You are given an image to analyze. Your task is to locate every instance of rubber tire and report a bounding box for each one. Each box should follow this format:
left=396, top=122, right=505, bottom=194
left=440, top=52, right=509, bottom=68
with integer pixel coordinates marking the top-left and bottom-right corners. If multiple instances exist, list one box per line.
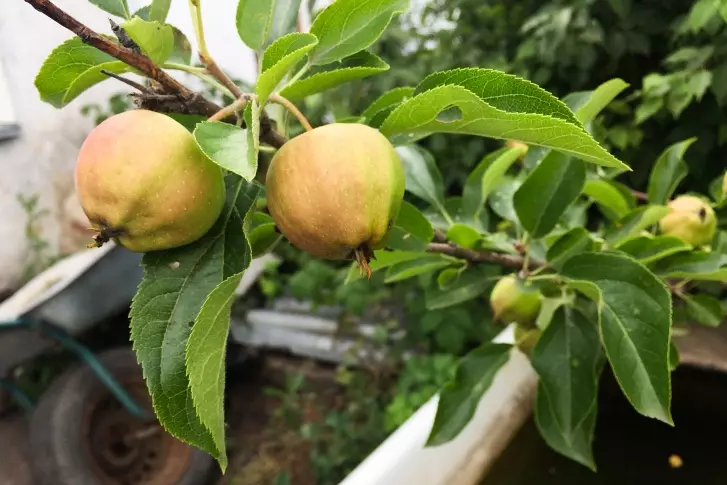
left=28, top=347, right=213, bottom=485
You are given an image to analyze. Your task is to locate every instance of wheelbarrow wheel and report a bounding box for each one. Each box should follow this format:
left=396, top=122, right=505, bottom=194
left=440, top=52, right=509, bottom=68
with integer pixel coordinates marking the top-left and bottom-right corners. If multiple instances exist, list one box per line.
left=28, top=347, right=213, bottom=485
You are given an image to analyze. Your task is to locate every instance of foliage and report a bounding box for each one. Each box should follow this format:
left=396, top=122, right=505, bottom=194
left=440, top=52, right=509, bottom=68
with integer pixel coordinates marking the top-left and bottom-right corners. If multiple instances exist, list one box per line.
left=32, top=0, right=727, bottom=476
left=17, top=193, right=59, bottom=283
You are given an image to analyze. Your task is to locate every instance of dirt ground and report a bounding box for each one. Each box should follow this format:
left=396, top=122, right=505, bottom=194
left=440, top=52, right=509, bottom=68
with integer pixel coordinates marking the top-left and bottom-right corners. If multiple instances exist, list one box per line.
left=0, top=352, right=341, bottom=485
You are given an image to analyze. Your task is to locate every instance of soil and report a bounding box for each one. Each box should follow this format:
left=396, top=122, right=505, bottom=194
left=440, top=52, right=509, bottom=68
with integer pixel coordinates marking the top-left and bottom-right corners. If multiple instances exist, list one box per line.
left=217, top=351, right=344, bottom=485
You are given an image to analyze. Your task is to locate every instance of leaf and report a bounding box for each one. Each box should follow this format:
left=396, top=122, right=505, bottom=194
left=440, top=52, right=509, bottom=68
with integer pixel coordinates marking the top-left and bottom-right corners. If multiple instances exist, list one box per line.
left=514, top=152, right=586, bottom=238
left=546, top=228, right=594, bottom=270
left=646, top=138, right=696, bottom=205
left=462, top=146, right=525, bottom=223
left=562, top=253, right=673, bottom=424
left=681, top=293, right=723, bottom=327
left=90, top=0, right=130, bottom=18
left=416, top=68, right=581, bottom=126
left=385, top=255, right=454, bottom=283
left=130, top=176, right=260, bottom=465
left=236, top=0, right=276, bottom=50
left=426, top=343, right=512, bottom=446
left=687, top=0, right=717, bottom=33
left=122, top=17, right=174, bottom=64
left=669, top=341, right=680, bottom=371
left=280, top=51, right=389, bottom=101
left=652, top=251, right=727, bottom=281
left=395, top=145, right=445, bottom=211
left=345, top=250, right=426, bottom=282
left=194, top=119, right=257, bottom=181
left=248, top=212, right=280, bottom=257
left=532, top=307, right=604, bottom=470
left=35, top=38, right=127, bottom=108
left=383, top=227, right=429, bottom=252
left=169, top=26, right=193, bottom=65
left=583, top=180, right=631, bottom=219
left=149, top=0, right=171, bottom=22
left=616, top=236, right=691, bottom=264
left=380, top=84, right=627, bottom=169
left=604, top=205, right=670, bottom=245
left=447, top=224, right=482, bottom=249
left=488, top=178, right=522, bottom=223
left=362, top=87, right=416, bottom=123
left=267, top=0, right=302, bottom=47
left=257, top=33, right=318, bottom=105
left=426, top=265, right=497, bottom=310
left=573, top=78, right=630, bottom=125
left=396, top=201, right=434, bottom=242
left=186, top=273, right=242, bottom=472
left=308, top=0, right=410, bottom=65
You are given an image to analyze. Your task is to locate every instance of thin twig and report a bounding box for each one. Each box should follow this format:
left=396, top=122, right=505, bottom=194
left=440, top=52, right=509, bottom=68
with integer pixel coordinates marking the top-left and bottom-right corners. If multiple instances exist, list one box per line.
left=427, top=243, right=543, bottom=270
left=188, top=0, right=243, bottom=98
left=23, top=0, right=289, bottom=149
left=269, top=94, right=313, bottom=131
left=208, top=96, right=250, bottom=122
left=632, top=190, right=648, bottom=201
left=101, top=70, right=150, bottom=93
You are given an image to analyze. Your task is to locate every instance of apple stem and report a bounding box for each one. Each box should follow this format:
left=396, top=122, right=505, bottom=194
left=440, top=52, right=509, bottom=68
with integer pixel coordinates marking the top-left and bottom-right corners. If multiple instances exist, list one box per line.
left=88, top=225, right=124, bottom=249
left=353, top=246, right=374, bottom=279
left=269, top=94, right=313, bottom=132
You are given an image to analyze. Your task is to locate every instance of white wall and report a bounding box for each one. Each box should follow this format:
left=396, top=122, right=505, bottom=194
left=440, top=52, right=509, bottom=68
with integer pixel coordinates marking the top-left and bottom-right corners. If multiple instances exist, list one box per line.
left=0, top=0, right=259, bottom=292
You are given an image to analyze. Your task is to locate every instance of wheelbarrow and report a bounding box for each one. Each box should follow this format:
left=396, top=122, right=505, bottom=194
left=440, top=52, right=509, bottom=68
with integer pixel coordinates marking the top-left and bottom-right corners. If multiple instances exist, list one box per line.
left=0, top=242, right=270, bottom=485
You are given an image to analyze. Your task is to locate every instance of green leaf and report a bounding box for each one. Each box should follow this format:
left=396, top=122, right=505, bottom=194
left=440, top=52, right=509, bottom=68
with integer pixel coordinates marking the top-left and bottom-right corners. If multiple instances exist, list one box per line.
left=380, top=83, right=627, bottom=169
left=133, top=5, right=151, bottom=20
left=652, top=251, right=727, bottom=281
left=646, top=138, right=696, bottom=205
left=169, top=26, right=193, bottom=65
left=669, top=341, right=680, bottom=371
left=149, top=0, right=171, bottom=22
left=562, top=253, right=673, bottom=424
left=396, top=201, right=434, bottom=242
left=362, top=87, right=415, bottom=124
left=308, top=0, right=410, bottom=65
left=447, top=224, right=482, bottom=249
left=130, top=176, right=260, bottom=466
left=385, top=255, right=454, bottom=283
left=514, top=152, right=586, bottom=238
left=532, top=307, right=604, bottom=470
left=426, top=265, right=497, bottom=310
left=280, top=51, right=389, bottom=101
left=193, top=103, right=259, bottom=182
left=462, top=146, right=525, bottom=224
left=90, top=0, right=130, bottom=18
left=616, top=236, right=691, bottom=264
left=416, top=68, right=580, bottom=126
left=186, top=274, right=242, bottom=473
left=687, top=0, right=717, bottom=33
left=122, top=17, right=174, bottom=64
left=583, top=180, right=631, bottom=219
left=604, top=205, right=670, bottom=245
left=257, top=33, right=318, bottom=105
left=488, top=178, right=522, bottom=223
left=395, top=145, right=445, bottom=211
left=266, top=0, right=302, bottom=47
left=573, top=78, right=630, bottom=125
left=236, top=0, right=277, bottom=50
left=546, top=228, right=595, bottom=270
left=681, top=293, right=723, bottom=327
left=35, top=38, right=127, bottom=108
left=426, top=343, right=512, bottom=446
left=248, top=212, right=280, bottom=257
left=345, top=250, right=426, bottom=282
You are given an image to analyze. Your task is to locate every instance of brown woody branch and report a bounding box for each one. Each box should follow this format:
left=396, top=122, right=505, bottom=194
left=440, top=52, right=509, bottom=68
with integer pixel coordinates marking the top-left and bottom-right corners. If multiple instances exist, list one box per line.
left=426, top=243, right=543, bottom=270
left=23, top=0, right=287, bottom=148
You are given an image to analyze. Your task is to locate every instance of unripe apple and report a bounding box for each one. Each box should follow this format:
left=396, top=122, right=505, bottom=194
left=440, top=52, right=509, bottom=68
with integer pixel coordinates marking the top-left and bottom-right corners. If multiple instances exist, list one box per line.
left=658, top=195, right=716, bottom=247
left=490, top=274, right=542, bottom=326
left=265, top=123, right=405, bottom=275
left=75, top=110, right=225, bottom=252
left=514, top=323, right=541, bottom=356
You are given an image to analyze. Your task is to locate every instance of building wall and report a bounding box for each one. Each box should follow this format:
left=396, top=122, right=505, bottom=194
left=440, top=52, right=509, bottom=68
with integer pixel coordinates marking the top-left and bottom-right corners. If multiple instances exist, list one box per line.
left=0, top=0, right=260, bottom=291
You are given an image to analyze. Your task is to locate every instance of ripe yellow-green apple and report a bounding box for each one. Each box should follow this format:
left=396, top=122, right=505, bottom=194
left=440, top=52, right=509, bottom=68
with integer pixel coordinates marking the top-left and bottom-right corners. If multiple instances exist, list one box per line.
left=490, top=274, right=542, bottom=326
left=75, top=109, right=225, bottom=252
left=658, top=195, right=716, bottom=247
left=265, top=123, right=405, bottom=276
